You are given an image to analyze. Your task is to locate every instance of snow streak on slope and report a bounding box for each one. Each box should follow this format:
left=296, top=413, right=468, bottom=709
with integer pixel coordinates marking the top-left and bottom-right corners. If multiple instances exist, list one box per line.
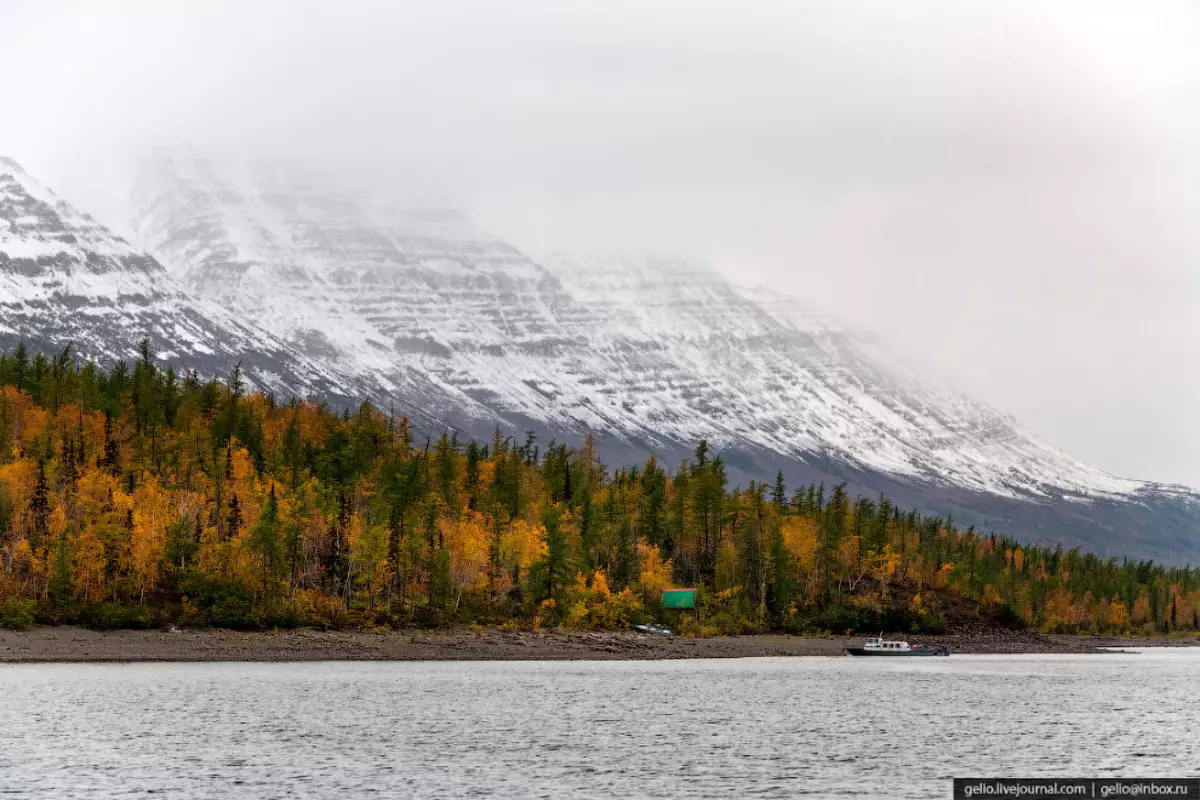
left=111, top=156, right=1161, bottom=503
left=0, top=156, right=375, bottom=403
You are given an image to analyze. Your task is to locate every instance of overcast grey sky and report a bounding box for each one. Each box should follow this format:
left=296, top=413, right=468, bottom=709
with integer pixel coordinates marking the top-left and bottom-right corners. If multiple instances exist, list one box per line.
left=2, top=1, right=1198, bottom=485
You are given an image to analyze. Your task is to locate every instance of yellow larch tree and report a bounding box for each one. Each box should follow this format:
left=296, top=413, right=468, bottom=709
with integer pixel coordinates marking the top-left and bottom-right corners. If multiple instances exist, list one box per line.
left=127, top=477, right=175, bottom=601
left=441, top=512, right=491, bottom=596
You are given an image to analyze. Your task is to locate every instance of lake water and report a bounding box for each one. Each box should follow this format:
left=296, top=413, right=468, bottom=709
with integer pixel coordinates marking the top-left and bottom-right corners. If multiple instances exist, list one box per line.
left=1, top=650, right=1197, bottom=798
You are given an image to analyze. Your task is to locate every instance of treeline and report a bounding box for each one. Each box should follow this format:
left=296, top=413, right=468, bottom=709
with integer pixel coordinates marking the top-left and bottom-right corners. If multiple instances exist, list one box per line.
left=0, top=341, right=1196, bottom=636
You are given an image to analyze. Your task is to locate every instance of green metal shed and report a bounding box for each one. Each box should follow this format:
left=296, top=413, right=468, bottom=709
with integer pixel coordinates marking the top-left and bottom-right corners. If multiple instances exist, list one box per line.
left=661, top=588, right=697, bottom=609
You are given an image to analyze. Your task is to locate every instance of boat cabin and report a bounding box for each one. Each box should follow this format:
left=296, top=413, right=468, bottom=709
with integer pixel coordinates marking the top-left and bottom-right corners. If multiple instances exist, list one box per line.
left=862, top=636, right=912, bottom=652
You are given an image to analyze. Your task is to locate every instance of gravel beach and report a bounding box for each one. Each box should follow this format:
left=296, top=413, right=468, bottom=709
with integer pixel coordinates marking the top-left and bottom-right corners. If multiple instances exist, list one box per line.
left=1, top=625, right=1192, bottom=663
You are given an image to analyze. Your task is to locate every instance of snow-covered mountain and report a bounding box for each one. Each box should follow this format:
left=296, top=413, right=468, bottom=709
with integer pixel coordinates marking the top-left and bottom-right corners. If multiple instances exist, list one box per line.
left=0, top=156, right=375, bottom=405
left=30, top=154, right=1200, bottom=561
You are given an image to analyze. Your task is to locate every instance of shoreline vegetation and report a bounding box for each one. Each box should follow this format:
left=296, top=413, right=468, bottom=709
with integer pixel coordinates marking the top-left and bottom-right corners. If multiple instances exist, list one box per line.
left=2, top=625, right=1197, bottom=663
left=2, top=342, right=1199, bottom=645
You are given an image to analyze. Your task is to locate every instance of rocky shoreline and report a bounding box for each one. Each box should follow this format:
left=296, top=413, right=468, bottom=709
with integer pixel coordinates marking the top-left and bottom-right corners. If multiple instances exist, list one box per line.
left=1, top=625, right=1195, bottom=663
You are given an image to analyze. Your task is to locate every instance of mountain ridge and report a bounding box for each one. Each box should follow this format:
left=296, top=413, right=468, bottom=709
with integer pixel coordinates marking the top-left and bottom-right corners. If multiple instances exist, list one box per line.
left=6, top=153, right=1198, bottom=561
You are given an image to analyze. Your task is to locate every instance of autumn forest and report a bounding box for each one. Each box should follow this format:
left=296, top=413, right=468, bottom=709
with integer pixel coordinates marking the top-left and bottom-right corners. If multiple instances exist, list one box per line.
left=0, top=341, right=1195, bottom=636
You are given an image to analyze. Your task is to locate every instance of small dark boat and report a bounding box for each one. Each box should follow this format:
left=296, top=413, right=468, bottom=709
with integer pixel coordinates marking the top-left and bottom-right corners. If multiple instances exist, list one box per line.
left=845, top=634, right=949, bottom=657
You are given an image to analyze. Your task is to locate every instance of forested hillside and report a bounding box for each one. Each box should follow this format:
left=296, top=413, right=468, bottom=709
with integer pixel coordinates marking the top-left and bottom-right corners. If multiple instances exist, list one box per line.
left=6, top=153, right=1198, bottom=566
left=0, top=342, right=1195, bottom=636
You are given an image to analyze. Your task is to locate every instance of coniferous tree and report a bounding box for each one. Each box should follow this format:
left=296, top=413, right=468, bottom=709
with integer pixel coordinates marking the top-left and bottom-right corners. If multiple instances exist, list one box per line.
left=434, top=431, right=457, bottom=510
left=772, top=471, right=787, bottom=512
left=250, top=486, right=282, bottom=589
left=30, top=460, right=50, bottom=545
left=0, top=486, right=11, bottom=543
left=0, top=393, right=12, bottom=465
left=48, top=532, right=72, bottom=607
left=323, top=493, right=352, bottom=601
left=614, top=513, right=636, bottom=590
left=539, top=504, right=570, bottom=601
left=579, top=488, right=597, bottom=571
left=282, top=411, right=302, bottom=491
left=430, top=547, right=454, bottom=616
left=736, top=483, right=767, bottom=609
left=284, top=499, right=306, bottom=595
left=465, top=441, right=481, bottom=511
left=487, top=502, right=504, bottom=600
left=220, top=363, right=244, bottom=447
left=226, top=493, right=243, bottom=542
left=639, top=456, right=667, bottom=549
left=60, top=436, right=79, bottom=488
left=768, top=517, right=793, bottom=618
left=12, top=343, right=27, bottom=391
